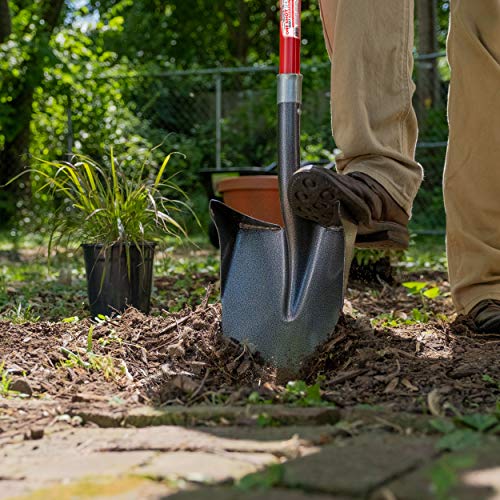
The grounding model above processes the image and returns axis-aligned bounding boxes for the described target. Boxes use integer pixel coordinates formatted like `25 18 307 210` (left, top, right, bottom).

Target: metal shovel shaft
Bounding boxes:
279 1 322 318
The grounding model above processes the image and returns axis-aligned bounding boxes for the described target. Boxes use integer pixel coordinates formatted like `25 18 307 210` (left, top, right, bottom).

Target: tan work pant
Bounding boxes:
319 0 500 314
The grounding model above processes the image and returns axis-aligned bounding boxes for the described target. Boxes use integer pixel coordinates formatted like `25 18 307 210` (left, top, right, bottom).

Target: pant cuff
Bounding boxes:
341 159 421 217
458 291 500 316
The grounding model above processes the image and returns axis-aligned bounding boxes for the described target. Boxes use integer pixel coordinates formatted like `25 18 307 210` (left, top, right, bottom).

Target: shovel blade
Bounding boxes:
211 200 345 368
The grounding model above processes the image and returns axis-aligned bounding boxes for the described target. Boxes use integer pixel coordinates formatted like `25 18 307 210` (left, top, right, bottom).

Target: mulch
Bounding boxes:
1 269 499 439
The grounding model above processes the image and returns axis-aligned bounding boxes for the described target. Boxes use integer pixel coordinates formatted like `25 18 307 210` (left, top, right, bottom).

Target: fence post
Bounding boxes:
215 73 222 169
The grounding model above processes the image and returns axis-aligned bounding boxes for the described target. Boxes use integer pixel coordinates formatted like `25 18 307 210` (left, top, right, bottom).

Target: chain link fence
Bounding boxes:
69 53 449 233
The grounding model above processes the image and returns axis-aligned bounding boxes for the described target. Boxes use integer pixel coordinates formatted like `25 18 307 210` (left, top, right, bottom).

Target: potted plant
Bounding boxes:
17 148 192 316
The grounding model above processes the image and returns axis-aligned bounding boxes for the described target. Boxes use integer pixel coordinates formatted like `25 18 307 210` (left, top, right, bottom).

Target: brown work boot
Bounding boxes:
469 300 500 336
288 167 410 249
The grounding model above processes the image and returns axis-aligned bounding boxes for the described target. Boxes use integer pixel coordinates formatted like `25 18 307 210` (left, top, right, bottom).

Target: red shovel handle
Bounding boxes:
280 0 301 74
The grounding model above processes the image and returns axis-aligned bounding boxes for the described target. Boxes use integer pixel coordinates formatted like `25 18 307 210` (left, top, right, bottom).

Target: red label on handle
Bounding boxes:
281 0 301 39
280 0 301 74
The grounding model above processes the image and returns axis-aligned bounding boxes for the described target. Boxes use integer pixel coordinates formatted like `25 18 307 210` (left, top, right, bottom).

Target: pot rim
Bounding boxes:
216 175 279 192
81 242 157 249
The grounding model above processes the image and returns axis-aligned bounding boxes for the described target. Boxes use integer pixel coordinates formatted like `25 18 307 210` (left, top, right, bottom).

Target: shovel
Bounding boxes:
210 0 355 369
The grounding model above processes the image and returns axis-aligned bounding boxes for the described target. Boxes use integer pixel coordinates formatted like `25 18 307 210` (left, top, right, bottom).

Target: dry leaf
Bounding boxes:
374 487 398 500
171 375 198 394
427 389 442 417
237 360 252 375
343 300 354 316
402 378 419 392
384 377 399 393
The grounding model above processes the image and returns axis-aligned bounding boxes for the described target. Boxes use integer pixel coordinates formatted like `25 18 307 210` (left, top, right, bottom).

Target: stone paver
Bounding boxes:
165 487 346 499
197 425 339 444
136 451 276 483
2 415 499 500
281 434 438 497
0 425 313 499
99 426 313 459
377 439 500 500
74 404 340 428
1 451 155 482
3 425 315 459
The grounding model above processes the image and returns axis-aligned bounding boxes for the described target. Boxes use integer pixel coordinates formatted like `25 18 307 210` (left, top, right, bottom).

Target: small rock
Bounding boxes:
5 364 26 375
10 378 33 396
225 387 252 405
56 414 72 423
181 326 196 336
167 343 186 358
191 319 207 331
171 374 199 394
71 416 83 427
25 427 44 440
448 365 476 379
71 392 107 403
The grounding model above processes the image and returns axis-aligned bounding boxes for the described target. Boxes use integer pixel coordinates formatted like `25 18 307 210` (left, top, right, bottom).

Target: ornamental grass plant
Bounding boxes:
12 147 194 253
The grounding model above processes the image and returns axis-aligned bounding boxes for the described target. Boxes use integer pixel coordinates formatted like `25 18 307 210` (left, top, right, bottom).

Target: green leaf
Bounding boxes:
430 454 476 499
483 374 500 390
423 286 441 299
256 413 276 428
237 464 284 491
457 413 498 433
87 325 95 353
108 16 125 30
247 391 261 404
62 316 79 323
402 281 428 293
490 423 500 435
284 380 325 407
436 429 483 452
430 418 456 434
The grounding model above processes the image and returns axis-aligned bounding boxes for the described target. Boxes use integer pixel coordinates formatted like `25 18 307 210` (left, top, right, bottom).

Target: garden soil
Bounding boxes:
1 269 499 441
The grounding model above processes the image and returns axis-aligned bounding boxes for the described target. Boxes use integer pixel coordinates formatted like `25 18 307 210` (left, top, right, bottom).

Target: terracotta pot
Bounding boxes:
216 175 283 226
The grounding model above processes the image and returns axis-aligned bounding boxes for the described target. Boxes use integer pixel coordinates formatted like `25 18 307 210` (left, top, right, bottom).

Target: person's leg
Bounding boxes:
444 0 500 321
288 0 423 248
320 0 422 212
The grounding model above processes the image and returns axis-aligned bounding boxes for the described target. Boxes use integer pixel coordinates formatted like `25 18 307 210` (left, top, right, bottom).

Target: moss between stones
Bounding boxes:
10 475 168 500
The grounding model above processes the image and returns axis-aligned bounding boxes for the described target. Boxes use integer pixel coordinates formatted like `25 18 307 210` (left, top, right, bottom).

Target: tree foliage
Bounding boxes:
0 0 451 231
0 0 65 222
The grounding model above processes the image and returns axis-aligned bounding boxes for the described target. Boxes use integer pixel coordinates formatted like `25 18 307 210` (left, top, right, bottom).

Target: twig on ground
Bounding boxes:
188 368 211 403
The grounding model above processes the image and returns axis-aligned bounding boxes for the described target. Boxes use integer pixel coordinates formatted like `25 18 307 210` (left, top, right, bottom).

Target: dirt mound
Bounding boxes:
301 314 499 413
1 272 499 437
0 301 274 408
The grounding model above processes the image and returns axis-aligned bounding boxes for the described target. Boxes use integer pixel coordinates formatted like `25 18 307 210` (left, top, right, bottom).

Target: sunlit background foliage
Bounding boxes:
0 0 451 237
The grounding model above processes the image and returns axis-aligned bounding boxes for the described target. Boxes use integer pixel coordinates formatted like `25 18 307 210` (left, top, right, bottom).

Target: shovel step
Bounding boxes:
355 228 410 250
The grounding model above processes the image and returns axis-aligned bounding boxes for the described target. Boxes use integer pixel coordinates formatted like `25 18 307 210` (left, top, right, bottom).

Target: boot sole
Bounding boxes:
289 168 409 250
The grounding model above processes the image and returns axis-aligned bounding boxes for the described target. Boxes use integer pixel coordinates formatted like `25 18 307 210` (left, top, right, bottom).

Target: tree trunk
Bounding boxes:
222 0 251 63
0 0 65 226
416 0 441 127
42 0 65 32
236 0 249 62
0 87 34 223
0 0 12 43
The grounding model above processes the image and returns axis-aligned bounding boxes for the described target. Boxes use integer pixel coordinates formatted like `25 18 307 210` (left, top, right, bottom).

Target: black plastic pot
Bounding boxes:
82 243 156 317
